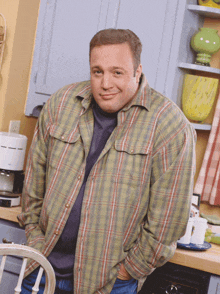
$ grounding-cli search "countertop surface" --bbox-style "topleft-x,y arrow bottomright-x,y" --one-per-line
1,206 -> 220,276
170,243 -> 220,276
0,206 -> 21,223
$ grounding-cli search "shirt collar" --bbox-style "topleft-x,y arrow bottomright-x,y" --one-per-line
76,81 -> 92,112
76,73 -> 151,113
122,73 -> 151,112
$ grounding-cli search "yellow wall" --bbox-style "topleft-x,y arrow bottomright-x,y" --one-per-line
0,0 -> 40,167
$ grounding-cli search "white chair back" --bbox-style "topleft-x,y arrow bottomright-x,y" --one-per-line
0,243 -> 56,294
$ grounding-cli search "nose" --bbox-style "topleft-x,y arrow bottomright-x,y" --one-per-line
101,73 -> 113,90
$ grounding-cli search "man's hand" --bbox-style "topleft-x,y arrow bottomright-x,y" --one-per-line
117,263 -> 132,280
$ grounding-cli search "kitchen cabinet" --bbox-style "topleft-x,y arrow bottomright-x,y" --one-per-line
138,262 -> 220,293
0,219 -> 26,293
208,275 -> 220,294
138,262 -> 220,294
26,0 -> 126,116
26,0 -> 195,117
139,262 -> 211,294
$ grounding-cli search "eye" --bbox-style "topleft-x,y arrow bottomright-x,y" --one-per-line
114,71 -> 123,76
91,69 -> 103,76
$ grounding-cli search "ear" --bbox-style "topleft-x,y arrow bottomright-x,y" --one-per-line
135,64 -> 142,83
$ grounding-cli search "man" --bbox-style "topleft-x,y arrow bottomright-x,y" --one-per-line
18,29 -> 196,293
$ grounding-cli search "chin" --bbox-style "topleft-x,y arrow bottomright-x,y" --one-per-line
97,102 -> 117,113
101,107 -> 116,113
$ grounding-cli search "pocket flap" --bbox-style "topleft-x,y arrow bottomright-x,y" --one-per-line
115,140 -> 150,155
49,124 -> 80,143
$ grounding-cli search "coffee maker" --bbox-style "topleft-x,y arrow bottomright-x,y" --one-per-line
0,132 -> 27,207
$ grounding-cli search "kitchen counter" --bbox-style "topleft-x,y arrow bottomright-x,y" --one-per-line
1,206 -> 220,277
170,243 -> 220,276
0,206 -> 21,223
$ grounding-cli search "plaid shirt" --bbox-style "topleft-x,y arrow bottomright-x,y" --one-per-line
18,74 -> 196,293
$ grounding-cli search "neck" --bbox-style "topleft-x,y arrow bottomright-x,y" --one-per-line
94,102 -> 118,118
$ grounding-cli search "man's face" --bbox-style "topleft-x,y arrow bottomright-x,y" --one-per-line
90,42 -> 142,113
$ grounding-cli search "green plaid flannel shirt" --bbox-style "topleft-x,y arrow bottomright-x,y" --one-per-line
18,74 -> 196,293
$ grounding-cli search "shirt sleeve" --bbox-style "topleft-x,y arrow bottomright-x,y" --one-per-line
124,120 -> 196,280
17,101 -> 52,250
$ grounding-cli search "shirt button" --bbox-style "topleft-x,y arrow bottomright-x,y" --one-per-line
130,149 -> 134,154
61,136 -> 65,140
55,230 -> 59,235
78,176 -> 81,180
65,203 -> 70,208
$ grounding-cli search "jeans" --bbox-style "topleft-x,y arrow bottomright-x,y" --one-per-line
21,268 -> 73,294
110,278 -> 138,294
21,268 -> 137,294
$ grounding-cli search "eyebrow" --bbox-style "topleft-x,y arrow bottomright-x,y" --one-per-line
91,66 -> 126,71
112,66 -> 126,71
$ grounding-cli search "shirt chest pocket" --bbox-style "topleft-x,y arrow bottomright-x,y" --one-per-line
48,124 -> 81,170
110,140 -> 152,207
114,140 -> 151,184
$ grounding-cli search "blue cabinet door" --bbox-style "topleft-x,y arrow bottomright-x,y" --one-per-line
25,0 -> 197,116
26,0 -> 120,116
116,0 -> 178,95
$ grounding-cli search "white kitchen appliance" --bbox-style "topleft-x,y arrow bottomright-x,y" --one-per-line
0,132 -> 27,207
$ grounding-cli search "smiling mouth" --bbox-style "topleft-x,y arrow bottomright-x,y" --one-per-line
100,93 -> 119,99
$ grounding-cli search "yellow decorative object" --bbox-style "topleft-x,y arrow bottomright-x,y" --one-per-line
182,74 -> 219,123
198,0 -> 220,8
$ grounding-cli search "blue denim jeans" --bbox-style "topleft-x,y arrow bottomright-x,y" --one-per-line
21,268 -> 73,294
21,268 -> 137,294
110,278 -> 138,294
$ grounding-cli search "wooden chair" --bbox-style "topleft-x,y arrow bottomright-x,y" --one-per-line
0,243 -> 56,294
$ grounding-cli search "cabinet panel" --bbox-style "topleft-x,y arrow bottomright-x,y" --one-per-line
35,0 -> 105,95
208,275 -> 220,294
0,219 -> 26,293
116,0 -> 178,95
139,262 -> 211,294
0,255 -> 23,293
0,219 -> 26,245
26,0 -> 120,116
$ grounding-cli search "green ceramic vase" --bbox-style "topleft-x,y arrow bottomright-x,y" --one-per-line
191,28 -> 220,66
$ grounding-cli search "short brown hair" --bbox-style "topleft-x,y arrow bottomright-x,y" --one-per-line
89,29 -> 142,72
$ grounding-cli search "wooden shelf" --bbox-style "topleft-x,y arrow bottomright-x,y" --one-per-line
188,4 -> 220,19
192,123 -> 212,131
179,62 -> 220,75
0,206 -> 21,223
